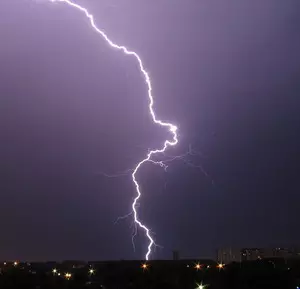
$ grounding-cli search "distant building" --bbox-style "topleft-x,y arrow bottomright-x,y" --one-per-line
241,248 -> 263,261
217,248 -> 241,263
172,250 -> 180,261
217,247 -> 300,263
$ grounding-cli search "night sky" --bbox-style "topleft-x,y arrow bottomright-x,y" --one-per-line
1,0 -> 300,261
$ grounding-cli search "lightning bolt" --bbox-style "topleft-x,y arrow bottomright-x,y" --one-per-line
48,0 -> 178,260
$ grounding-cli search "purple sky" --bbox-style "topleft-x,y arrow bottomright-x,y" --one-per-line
1,0 -> 300,261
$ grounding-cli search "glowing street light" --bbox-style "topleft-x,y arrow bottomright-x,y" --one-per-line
141,263 -> 148,270
196,282 -> 207,289
65,273 -> 72,280
194,263 -> 202,270
52,268 -> 58,275
217,263 -> 224,269
13,261 -> 18,266
89,268 -> 95,275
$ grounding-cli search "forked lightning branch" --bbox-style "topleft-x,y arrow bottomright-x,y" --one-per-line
48,0 -> 179,260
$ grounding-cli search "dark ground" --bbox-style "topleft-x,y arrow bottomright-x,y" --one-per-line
0,258 -> 299,289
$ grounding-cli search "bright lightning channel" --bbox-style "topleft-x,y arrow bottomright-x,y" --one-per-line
48,0 -> 178,260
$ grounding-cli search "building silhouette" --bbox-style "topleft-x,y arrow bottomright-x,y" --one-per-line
217,247 -> 300,263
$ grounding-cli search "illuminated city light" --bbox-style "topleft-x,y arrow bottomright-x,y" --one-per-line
89,268 -> 95,275
207,265 -> 210,269
217,263 -> 224,269
141,263 -> 149,270
196,282 -> 207,289
52,268 -> 57,274
13,261 -> 18,266
194,263 -> 202,270
65,273 -> 72,279
47,0 -> 179,261
3,262 -> 6,266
